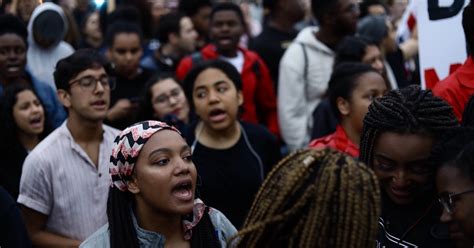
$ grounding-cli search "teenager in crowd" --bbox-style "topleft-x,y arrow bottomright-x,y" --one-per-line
80,120 -> 236,248
0,14 -> 66,128
178,0 -> 212,49
359,85 -> 459,247
311,36 -> 385,140
105,21 -> 154,130
435,127 -> 474,247
0,83 -> 52,199
233,148 -> 381,247
137,73 -> 191,132
182,60 -> 281,228
176,2 -> 279,138
309,63 -> 386,157
18,49 -> 119,246
78,11 -> 104,50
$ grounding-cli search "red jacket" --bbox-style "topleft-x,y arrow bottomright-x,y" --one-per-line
308,125 -> 359,158
176,44 -> 280,137
432,56 -> 474,122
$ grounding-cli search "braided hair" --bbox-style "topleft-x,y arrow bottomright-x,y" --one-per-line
231,148 -> 381,248
359,85 -> 459,167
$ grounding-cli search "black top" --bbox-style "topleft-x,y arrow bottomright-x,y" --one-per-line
376,192 -> 455,248
186,122 -> 281,228
0,144 -> 27,200
108,67 -> 153,130
0,186 -> 32,248
249,25 -> 298,91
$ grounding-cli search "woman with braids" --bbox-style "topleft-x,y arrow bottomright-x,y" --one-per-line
231,148 -> 381,247
309,62 -> 387,157
80,120 -> 236,248
359,85 -> 459,247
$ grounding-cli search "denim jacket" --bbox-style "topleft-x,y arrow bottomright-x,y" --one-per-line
80,207 -> 237,248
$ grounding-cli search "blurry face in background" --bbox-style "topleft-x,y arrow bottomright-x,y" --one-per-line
344,72 -> 387,135
177,17 -> 198,53
333,0 -> 360,35
151,78 -> 190,123
362,45 -> 384,74
210,10 -> 244,56
13,89 -> 45,136
191,6 -> 212,37
107,33 -> 143,76
17,0 -> 40,23
150,0 -> 172,23
83,11 -> 102,40
0,33 -> 27,81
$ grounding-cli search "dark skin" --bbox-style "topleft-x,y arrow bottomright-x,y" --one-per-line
268,0 -> 306,33
315,0 -> 359,50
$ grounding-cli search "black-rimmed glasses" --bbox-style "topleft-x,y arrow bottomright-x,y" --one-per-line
69,75 -> 116,92
438,189 -> 474,214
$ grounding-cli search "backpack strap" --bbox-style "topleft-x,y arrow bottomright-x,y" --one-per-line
299,42 -> 309,82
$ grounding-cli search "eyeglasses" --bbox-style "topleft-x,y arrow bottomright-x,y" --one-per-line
69,75 -> 116,92
154,88 -> 183,105
438,189 -> 474,214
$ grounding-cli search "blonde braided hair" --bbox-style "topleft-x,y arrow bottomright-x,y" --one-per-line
231,148 -> 381,248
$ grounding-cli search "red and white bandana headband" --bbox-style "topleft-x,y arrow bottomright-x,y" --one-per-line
109,120 -> 180,191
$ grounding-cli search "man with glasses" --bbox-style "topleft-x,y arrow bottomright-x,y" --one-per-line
18,49 -> 119,247
436,128 -> 474,246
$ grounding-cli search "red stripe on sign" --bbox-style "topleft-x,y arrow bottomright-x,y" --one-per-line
407,13 -> 416,31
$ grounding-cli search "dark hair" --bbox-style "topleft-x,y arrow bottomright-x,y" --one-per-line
182,59 -> 242,111
102,5 -> 142,37
107,187 -> 220,248
136,72 -> 179,121
0,83 -> 52,152
0,14 -> 28,45
328,62 -> 379,117
359,0 -> 386,18
311,0 -> 339,24
357,15 -> 388,45
156,12 -> 186,44
54,49 -> 111,90
359,85 -> 459,167
334,36 -> 377,67
105,21 -> 143,48
462,3 -> 474,56
433,127 -> 474,181
210,2 -> 245,27
178,0 -> 212,17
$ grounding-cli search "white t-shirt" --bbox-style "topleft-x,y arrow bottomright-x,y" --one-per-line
220,51 -> 244,73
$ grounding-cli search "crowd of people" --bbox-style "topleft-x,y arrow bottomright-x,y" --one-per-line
1,0 -> 474,247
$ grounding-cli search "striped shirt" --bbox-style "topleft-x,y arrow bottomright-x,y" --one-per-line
18,121 -> 119,241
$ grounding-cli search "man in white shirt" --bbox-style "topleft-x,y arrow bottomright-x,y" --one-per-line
278,0 -> 360,151
18,49 -> 119,246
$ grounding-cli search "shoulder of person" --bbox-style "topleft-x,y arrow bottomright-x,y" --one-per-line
208,207 -> 237,243
79,223 -> 110,248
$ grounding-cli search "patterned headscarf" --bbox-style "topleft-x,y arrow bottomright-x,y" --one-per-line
109,120 -> 180,191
